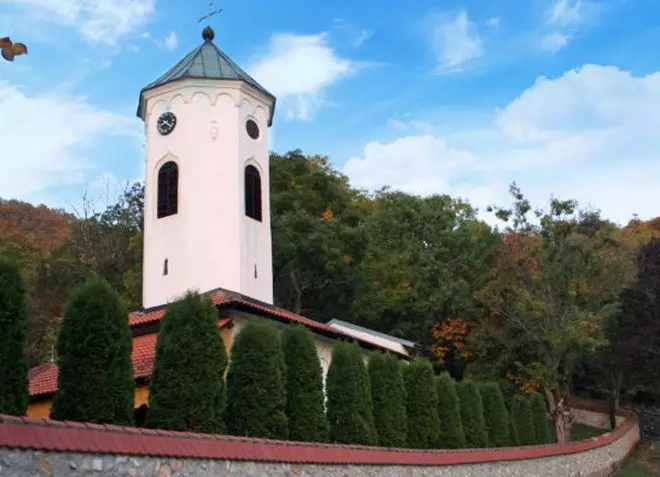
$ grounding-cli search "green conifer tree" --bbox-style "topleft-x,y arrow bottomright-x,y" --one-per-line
530,392 -> 551,444
456,379 -> 488,448
51,277 -> 133,424
478,382 -> 511,447
510,395 -> 536,445
225,320 -> 288,439
326,341 -> 376,445
281,325 -> 329,442
403,359 -> 440,449
146,291 -> 227,433
436,372 -> 466,449
0,255 -> 28,416
368,352 -> 407,447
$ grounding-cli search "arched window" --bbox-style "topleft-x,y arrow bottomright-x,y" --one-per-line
244,164 -> 262,221
157,161 -> 178,218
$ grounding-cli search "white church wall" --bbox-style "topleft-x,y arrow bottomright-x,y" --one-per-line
141,80 -> 274,309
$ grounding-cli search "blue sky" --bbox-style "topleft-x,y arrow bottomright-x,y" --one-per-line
1,0 -> 660,224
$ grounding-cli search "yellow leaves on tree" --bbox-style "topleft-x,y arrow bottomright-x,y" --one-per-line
320,207 -> 334,222
431,317 -> 471,361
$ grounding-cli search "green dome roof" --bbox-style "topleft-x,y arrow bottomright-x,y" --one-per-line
137,28 -> 276,125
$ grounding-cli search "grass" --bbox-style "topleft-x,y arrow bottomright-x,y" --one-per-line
618,461 -> 660,476
571,423 -> 609,441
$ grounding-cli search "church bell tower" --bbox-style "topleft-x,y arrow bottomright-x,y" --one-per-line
137,26 -> 276,309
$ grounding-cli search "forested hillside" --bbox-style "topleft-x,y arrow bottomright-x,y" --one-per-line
2,150 -> 659,417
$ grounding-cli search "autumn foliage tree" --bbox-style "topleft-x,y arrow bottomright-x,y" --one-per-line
473,184 -> 634,443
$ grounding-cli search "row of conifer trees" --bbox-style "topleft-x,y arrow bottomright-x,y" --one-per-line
0,260 -> 552,449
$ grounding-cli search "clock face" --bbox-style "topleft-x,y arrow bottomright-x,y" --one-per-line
157,112 -> 177,135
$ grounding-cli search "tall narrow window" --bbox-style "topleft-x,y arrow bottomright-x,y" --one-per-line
157,161 -> 178,218
244,164 -> 262,221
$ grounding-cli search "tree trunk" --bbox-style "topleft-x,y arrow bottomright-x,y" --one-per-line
608,370 -> 622,430
544,387 -> 574,444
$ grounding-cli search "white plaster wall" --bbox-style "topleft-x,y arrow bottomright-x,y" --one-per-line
141,80 -> 274,309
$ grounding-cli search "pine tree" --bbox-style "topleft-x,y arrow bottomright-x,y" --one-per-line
281,325 -> 329,442
146,291 -> 227,433
530,392 -> 551,444
326,341 -> 376,445
436,372 -> 466,449
403,359 -> 440,449
368,352 -> 407,447
456,379 -> 488,448
510,395 -> 535,445
51,277 -> 134,424
0,255 -> 28,416
478,382 -> 511,447
225,320 -> 288,439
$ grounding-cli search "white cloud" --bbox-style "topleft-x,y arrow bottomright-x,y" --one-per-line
0,0 -> 155,45
0,82 -> 140,204
547,0 -> 584,26
540,32 -> 571,52
431,10 -> 483,73
486,17 -> 501,28
343,65 -> 660,225
164,32 -> 178,51
247,33 -> 354,120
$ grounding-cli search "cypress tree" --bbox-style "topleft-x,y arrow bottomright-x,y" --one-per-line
368,352 -> 407,447
530,392 -> 551,444
456,379 -> 488,448
0,255 -> 28,416
326,341 -> 376,445
225,320 -> 288,439
146,291 -> 227,433
478,382 -> 511,447
281,325 -> 329,442
510,395 -> 535,445
436,372 -> 466,449
51,277 -> 133,425
403,359 -> 440,449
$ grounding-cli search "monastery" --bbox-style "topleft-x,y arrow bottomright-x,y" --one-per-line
27,26 -> 416,421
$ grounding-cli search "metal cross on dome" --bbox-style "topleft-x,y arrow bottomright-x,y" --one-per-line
198,0 -> 223,25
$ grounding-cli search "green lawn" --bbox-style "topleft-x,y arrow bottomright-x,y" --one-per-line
571,423 -> 609,441
618,462 -> 660,477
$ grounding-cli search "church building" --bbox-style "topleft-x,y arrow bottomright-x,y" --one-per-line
27,27 -> 416,420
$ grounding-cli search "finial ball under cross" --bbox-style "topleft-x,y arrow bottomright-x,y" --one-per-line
202,25 -> 215,41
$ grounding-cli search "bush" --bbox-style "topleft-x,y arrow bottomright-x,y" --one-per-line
510,395 -> 535,445
456,379 -> 488,448
478,382 -> 511,447
530,392 -> 551,444
368,352 -> 407,447
146,291 -> 227,433
403,359 -> 440,449
51,277 -> 133,424
0,256 -> 28,416
436,372 -> 466,449
281,325 -> 329,442
326,341 -> 376,445
225,320 -> 288,439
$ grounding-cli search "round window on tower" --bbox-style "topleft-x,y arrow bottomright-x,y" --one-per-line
246,119 -> 260,140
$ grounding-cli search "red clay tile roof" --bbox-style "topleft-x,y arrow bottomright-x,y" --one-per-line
29,318 -> 232,398
0,402 -> 639,464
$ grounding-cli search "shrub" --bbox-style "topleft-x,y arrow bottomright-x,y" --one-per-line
225,320 -> 288,439
403,359 -> 440,449
281,325 -> 329,442
510,394 -> 535,445
326,341 -> 376,445
456,379 -> 488,448
368,352 -> 407,447
436,372 -> 466,449
51,277 -> 133,424
146,291 -> 227,433
478,382 -> 511,447
0,256 -> 28,416
530,392 -> 551,444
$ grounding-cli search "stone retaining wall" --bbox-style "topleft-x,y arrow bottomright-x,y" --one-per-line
0,402 -> 640,477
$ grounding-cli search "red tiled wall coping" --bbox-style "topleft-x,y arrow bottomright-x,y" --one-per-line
0,403 -> 638,466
